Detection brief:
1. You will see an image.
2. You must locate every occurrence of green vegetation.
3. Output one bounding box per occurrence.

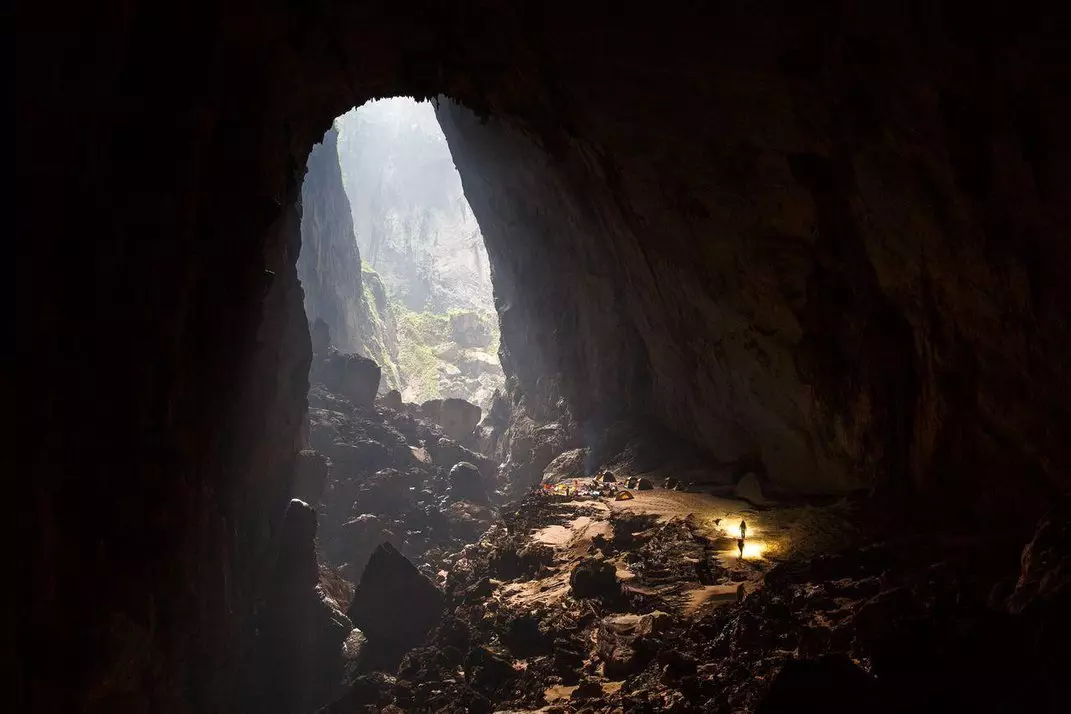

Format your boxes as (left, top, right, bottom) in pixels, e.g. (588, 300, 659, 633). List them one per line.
(394, 306, 449, 401)
(358, 273, 402, 390)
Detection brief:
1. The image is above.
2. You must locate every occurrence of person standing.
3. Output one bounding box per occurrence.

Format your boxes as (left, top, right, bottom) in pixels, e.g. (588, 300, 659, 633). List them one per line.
(739, 520, 747, 540)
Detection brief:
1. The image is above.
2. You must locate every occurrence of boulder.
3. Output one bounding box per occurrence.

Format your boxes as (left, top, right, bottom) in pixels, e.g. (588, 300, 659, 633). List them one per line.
(347, 543, 444, 650)
(428, 436, 496, 477)
(424, 397, 482, 441)
(378, 389, 403, 411)
(448, 461, 488, 503)
(541, 448, 588, 484)
(569, 557, 620, 599)
(316, 350, 381, 407)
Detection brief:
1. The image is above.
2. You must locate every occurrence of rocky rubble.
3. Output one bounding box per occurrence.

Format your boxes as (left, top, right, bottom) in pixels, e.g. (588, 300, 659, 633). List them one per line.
(313, 487, 1071, 714)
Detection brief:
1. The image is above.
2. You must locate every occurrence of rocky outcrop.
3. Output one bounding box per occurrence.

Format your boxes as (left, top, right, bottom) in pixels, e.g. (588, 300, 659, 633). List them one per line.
(420, 397, 482, 441)
(347, 543, 445, 657)
(253, 500, 353, 714)
(312, 349, 381, 408)
(447, 461, 488, 504)
(298, 127, 401, 393)
(298, 128, 367, 357)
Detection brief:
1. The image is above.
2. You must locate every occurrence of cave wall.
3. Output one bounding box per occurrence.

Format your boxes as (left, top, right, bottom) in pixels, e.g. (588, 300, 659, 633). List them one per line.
(16, 0, 1069, 710)
(436, 5, 1071, 519)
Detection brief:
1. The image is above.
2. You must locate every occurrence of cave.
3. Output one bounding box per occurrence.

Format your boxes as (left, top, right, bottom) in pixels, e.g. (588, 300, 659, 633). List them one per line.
(16, 2, 1070, 712)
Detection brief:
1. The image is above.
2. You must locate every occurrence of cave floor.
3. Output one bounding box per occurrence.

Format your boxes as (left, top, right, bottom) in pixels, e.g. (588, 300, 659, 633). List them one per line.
(507, 489, 861, 620)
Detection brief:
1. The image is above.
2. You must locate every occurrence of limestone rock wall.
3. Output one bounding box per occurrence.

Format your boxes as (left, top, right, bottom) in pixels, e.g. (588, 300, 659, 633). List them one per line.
(298, 127, 398, 388)
(298, 127, 366, 356)
(436, 7, 1071, 522)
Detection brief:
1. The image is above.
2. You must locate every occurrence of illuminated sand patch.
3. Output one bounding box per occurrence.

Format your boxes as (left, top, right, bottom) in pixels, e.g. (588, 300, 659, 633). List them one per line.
(721, 539, 770, 560)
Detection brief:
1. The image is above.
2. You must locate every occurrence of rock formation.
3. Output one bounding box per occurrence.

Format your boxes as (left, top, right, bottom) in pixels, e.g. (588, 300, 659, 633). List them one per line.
(347, 543, 445, 656)
(298, 128, 367, 357)
(419, 397, 482, 441)
(253, 500, 353, 714)
(298, 128, 401, 390)
(17, 2, 1070, 711)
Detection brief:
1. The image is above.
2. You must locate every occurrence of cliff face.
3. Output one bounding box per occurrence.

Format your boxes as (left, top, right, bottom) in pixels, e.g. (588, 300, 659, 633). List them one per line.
(298, 127, 366, 356)
(336, 100, 494, 314)
(17, 0, 1070, 710)
(298, 127, 400, 390)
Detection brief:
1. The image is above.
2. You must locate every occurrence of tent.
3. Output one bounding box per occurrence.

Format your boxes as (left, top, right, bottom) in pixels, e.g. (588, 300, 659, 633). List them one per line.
(615, 490, 635, 501)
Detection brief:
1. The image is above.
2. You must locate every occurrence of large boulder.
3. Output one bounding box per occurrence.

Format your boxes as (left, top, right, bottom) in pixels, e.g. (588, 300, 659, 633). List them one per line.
(541, 448, 588, 484)
(315, 350, 381, 407)
(347, 543, 444, 650)
(427, 436, 496, 477)
(448, 461, 488, 503)
(378, 389, 403, 411)
(422, 397, 482, 441)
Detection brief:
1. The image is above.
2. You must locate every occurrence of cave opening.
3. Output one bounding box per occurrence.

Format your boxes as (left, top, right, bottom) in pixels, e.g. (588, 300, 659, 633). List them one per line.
(298, 96, 505, 411)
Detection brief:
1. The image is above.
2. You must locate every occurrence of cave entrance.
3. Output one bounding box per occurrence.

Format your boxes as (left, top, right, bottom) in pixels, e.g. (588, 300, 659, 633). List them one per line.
(298, 97, 504, 411)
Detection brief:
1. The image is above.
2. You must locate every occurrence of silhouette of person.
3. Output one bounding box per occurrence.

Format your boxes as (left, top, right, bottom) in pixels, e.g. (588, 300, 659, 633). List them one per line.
(737, 537, 745, 559)
(739, 520, 747, 540)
